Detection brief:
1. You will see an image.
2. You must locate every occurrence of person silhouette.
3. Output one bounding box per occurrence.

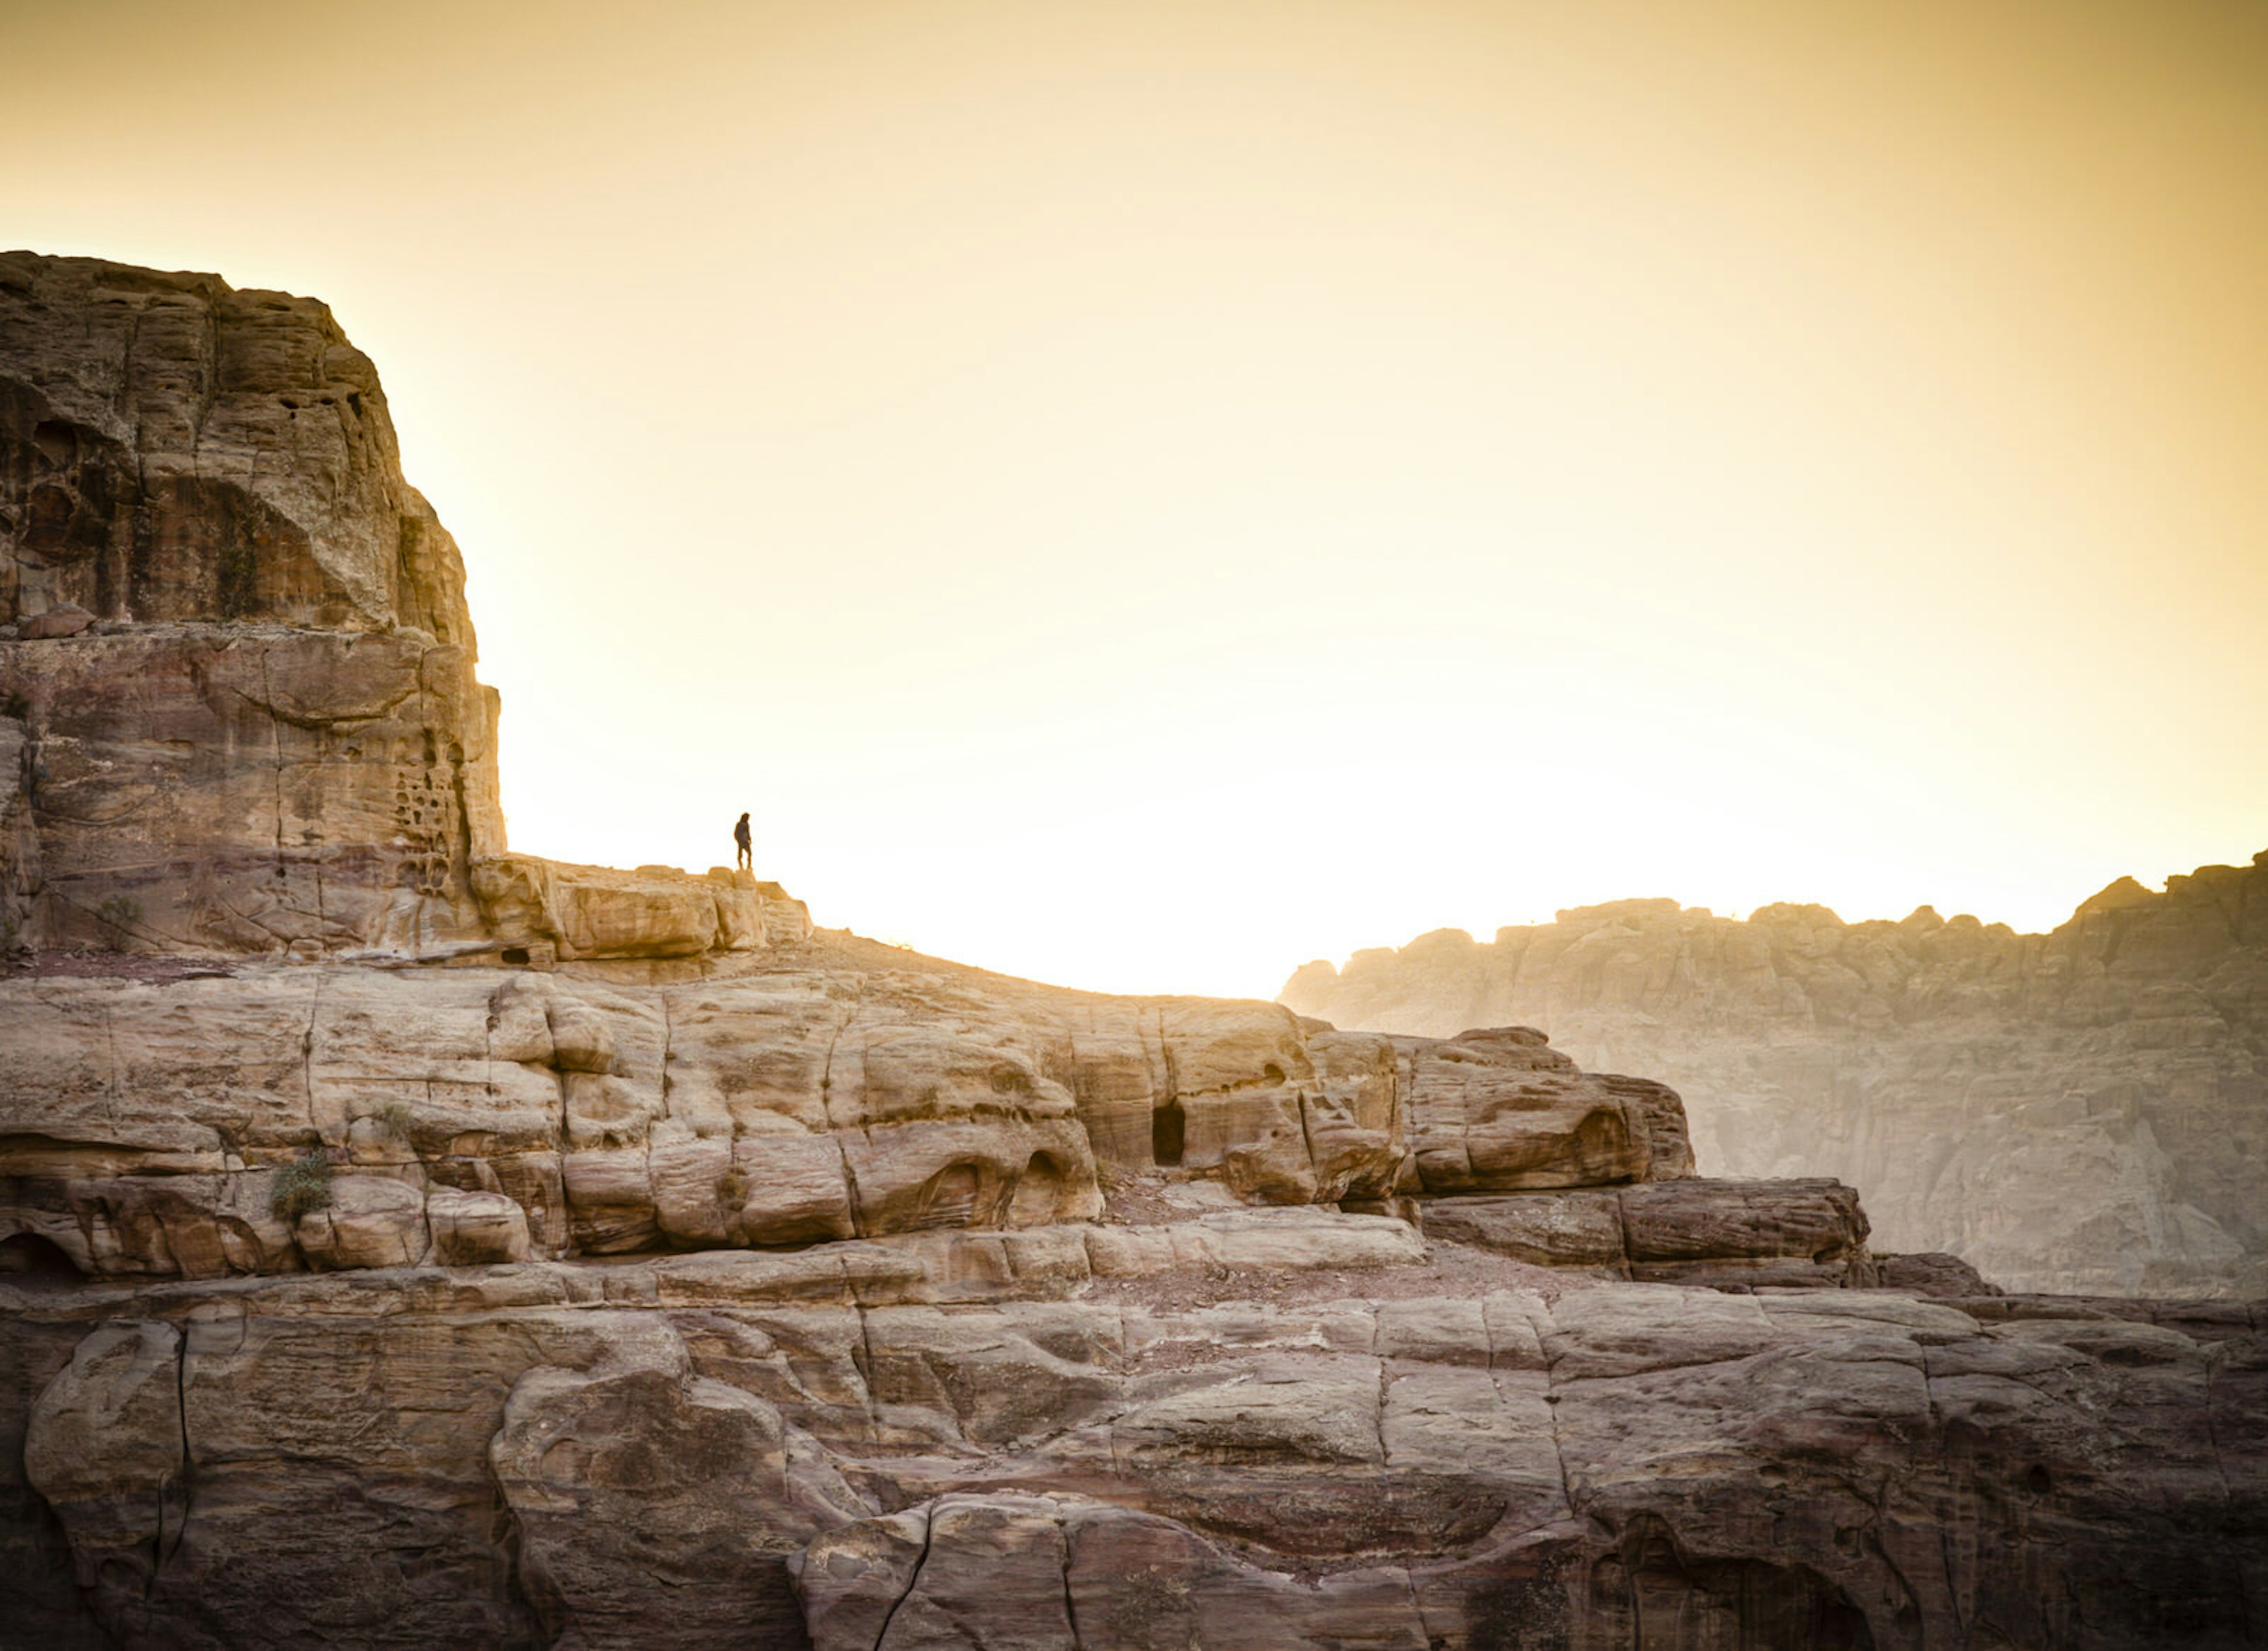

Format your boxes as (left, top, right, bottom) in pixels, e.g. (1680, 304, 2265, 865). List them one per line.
(733, 811, 752, 872)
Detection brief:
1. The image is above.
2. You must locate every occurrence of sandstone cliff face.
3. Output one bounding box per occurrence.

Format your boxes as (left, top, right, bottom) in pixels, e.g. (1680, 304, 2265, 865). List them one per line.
(0, 252, 814, 965)
(0, 257, 2259, 1651)
(0, 252, 503, 955)
(1283, 858, 2268, 1300)
(0, 255, 470, 637)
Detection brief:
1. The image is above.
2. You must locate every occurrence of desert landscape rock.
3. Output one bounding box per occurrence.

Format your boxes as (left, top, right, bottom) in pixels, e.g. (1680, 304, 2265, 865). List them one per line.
(1, 253, 2260, 1649)
(0, 251, 810, 964)
(1283, 863, 2268, 1299)
(8, 1236, 2263, 1650)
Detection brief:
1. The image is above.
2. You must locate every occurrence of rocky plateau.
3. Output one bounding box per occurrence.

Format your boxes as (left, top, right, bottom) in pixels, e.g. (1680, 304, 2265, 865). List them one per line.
(1, 252, 2260, 1649)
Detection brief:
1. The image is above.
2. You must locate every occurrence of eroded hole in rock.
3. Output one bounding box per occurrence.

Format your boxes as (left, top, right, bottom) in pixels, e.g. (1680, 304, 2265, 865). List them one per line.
(1152, 1098, 1185, 1167)
(501, 947, 530, 965)
(0, 1232, 82, 1281)
(1263, 1063, 1285, 1084)
(913, 1163, 981, 1230)
(25, 483, 76, 555)
(1592, 1518, 1875, 1651)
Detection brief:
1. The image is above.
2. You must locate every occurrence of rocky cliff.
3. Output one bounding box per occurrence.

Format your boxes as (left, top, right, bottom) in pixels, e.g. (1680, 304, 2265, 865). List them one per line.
(1, 255, 2260, 1650)
(0, 252, 503, 956)
(1282, 860, 2268, 1300)
(0, 251, 807, 965)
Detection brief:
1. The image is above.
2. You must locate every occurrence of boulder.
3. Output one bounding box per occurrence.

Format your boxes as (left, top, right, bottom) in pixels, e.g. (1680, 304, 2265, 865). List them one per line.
(425, 1187, 530, 1265)
(293, 1173, 429, 1270)
(1398, 1027, 1693, 1193)
(1423, 1179, 1875, 1287)
(17, 605, 91, 639)
(1875, 1249, 2001, 1297)
(21, 1320, 185, 1591)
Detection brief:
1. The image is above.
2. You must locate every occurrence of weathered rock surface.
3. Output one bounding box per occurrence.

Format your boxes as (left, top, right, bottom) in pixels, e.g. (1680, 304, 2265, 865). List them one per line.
(1424, 1177, 1875, 1288)
(0, 252, 810, 964)
(0, 252, 504, 955)
(1, 255, 2257, 1650)
(0, 922, 2252, 1651)
(0, 934, 1511, 1277)
(1396, 1026, 1693, 1193)
(1283, 856, 2268, 1297)
(490, 1327, 871, 1649)
(4, 1249, 2262, 1650)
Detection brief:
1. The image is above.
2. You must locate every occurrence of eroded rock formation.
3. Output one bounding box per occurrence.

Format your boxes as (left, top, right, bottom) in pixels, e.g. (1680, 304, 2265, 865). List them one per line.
(1283, 861, 2268, 1298)
(0, 254, 2259, 1650)
(0, 251, 808, 964)
(7, 1201, 2262, 1650)
(0, 253, 503, 955)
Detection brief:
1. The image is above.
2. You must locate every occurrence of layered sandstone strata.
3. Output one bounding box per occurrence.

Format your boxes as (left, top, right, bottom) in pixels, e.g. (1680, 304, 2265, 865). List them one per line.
(1283, 856, 2268, 1298)
(6, 1228, 2261, 1650)
(1, 255, 2259, 1651)
(1, 926, 1749, 1285)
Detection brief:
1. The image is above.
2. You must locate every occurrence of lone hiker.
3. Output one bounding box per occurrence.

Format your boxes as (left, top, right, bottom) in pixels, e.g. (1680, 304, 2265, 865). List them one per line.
(733, 811, 753, 872)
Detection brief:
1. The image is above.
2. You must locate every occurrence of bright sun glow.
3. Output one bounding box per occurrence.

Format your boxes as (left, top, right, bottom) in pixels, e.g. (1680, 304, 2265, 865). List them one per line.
(8, 0, 2263, 997)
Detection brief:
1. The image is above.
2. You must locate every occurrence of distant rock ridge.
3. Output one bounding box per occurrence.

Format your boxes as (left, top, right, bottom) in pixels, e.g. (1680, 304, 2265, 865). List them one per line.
(1282, 851, 2268, 1297)
(0, 253, 2259, 1651)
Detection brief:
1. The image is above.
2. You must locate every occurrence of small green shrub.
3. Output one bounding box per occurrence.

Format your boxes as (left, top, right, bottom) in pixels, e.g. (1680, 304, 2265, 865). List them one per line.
(269, 1148, 333, 1223)
(716, 1163, 752, 1208)
(375, 1100, 416, 1137)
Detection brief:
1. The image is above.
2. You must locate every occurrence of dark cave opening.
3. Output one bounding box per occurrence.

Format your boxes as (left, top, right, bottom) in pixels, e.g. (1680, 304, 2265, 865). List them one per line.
(1152, 1098, 1185, 1167)
(0, 1232, 82, 1283)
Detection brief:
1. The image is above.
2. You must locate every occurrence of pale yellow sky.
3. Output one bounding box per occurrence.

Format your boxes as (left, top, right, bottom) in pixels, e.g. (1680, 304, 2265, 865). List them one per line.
(8, 0, 2264, 996)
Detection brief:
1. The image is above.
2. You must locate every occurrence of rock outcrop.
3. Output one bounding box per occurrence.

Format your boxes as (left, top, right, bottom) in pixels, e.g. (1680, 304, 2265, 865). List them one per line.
(0, 255, 2259, 1650)
(1283, 860, 2268, 1299)
(0, 937, 1442, 1281)
(0, 253, 503, 955)
(0, 251, 809, 964)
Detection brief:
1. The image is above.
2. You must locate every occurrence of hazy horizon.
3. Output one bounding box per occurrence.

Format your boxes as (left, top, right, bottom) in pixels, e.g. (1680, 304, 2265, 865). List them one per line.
(8, 0, 2264, 997)
(1285, 851, 2263, 983)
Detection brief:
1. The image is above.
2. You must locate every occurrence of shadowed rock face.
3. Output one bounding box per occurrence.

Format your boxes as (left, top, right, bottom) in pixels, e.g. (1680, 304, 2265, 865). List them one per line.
(0, 255, 470, 637)
(0, 256, 2259, 1651)
(1283, 861, 2268, 1298)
